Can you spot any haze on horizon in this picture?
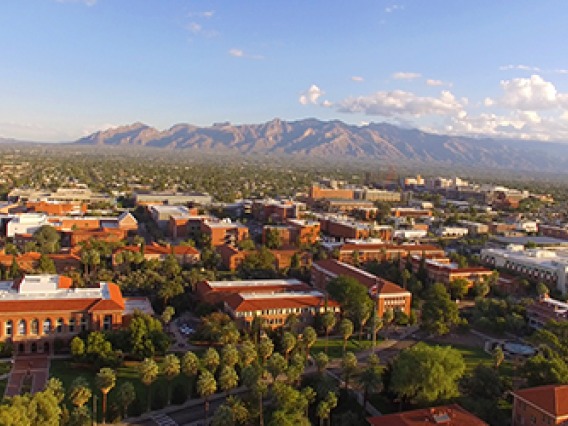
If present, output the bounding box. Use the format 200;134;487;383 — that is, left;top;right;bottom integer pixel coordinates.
1;0;568;143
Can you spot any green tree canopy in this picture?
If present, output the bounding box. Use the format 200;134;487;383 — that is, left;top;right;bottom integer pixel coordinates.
421;283;461;336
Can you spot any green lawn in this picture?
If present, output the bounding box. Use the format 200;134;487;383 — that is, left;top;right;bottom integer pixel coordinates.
311;337;375;359
50;358;195;422
0;361;12;376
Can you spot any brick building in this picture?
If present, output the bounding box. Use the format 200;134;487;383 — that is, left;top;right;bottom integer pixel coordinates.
217;244;312;271
195;278;339;329
26;201;87;216
0;275;126;354
112;242;200;266
367;404;487;425
511;385;568;425
0;252;82;275
200;220;249;246
539;224;568;241
406;255;494;288
311;259;411;317
334;242;444;264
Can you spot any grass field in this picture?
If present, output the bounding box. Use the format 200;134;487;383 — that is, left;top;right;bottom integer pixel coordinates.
310;337;375;358
50;358;196;422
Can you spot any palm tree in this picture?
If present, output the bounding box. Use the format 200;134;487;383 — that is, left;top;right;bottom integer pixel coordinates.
202;347;220;373
358;363;382;413
242;365;267;426
218;365;239;396
281;332;296;363
181;351;200;395
95;367;116;424
258;336;274;365
197;370;217;420
116;381;136;419
221;344;239;368
341;352;358;389
339;318;354;355
239;340;258;367
162;354;181;404
68;376;92;408
315;352;329;375
303;326;317;361
138;358;159;412
267;353;287;385
321;312;336;354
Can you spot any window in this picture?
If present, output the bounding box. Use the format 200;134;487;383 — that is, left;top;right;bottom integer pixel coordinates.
18;320;26;336
56;318;64;333
43;319;52;334
80;316;88;332
31;319;39;335
68;318;76;333
103;315;112;331
5;320;12;337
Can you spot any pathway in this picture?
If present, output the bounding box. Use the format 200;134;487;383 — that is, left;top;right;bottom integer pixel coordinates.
4;354;50;398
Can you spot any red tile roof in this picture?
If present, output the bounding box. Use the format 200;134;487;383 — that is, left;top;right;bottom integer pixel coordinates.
117;243;199;256
513;385;568;418
314;259;409;295
224;293;339;313
367;404;487;426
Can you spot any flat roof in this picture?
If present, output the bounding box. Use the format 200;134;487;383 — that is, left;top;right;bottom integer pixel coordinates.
205;279;304;288
492;236;568;246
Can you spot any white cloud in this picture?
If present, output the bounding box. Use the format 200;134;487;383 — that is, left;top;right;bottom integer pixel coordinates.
500;64;568;75
321;100;334;108
188;10;215;19
337;89;464;117
497;74;568;111
385;4;404;13
351;76;364;83
299;85;325;105
228;48;264;60
187;22;202;34
426;79;453;87
393;72;421;80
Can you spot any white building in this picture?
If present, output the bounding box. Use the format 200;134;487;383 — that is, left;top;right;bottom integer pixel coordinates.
438;227;469;237
6;213;49;238
481;246;568;294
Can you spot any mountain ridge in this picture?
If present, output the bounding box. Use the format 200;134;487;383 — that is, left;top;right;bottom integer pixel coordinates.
69;118;568;171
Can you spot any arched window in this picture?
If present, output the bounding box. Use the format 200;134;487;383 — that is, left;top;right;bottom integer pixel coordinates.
43;319;52;334
68;318;76;333
18;320;26;336
31;319;39;335
56;318;64;333
5;320;12;337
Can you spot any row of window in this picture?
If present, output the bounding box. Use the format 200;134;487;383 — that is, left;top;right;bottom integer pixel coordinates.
235;306;338;318
2;315;113;337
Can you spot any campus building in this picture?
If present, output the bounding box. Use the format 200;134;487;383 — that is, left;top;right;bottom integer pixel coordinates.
195;279;339;329
511;385;568;426
0;275;127;354
367;404;487;425
332;242;444;264
311;259;412;317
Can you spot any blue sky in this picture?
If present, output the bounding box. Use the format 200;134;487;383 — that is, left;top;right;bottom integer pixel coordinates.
2;0;568;142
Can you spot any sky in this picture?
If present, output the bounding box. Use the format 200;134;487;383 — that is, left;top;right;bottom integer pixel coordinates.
2;0;568;142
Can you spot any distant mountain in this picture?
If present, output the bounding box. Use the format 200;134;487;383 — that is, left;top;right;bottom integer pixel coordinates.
75;118;568;171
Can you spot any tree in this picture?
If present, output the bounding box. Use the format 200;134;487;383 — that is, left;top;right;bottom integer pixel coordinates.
68;377;92;408
218;365;239;396
95;367;116;424
33;225;60;254
303;326;317;360
212;396;249;426
341;352;358;389
473;280;490;298
181;351;200;395
265;228;282;249
70;336;85;360
421;284;461;336
462;364;508;401
197;370;217;420
221;344;240;368
267;353;288;384
202;347;220;373
239;340;258;367
242;364;267;426
37;254;56;274
316;392;337;426
401;269;412;290
359;358;382;412
258;336;274;365
138;358;159;412
162;354;181;405
161;306;175;325
449;278;469;300
390;343;465;407
69;406;91;426
536;282;549;297
521;350;568;387
116;382;136;419
493;346;505;369
339;318;354;355
281;332;296;362
315;352;329;375
320;312;336;354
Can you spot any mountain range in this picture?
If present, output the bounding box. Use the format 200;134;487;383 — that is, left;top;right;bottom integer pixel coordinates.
70;118;568;171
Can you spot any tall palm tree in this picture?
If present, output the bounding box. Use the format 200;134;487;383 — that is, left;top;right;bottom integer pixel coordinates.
339;318;354;355
162;354;181;405
302;326;317;361
321;312;336;354
116;381;136;419
281;332;296;363
358;363;382;414
68;376;92;409
218;365;239;396
197;370;217;420
95;367;116;424
138;358;159;412
181;351;200;396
